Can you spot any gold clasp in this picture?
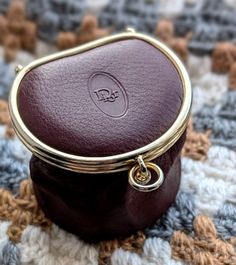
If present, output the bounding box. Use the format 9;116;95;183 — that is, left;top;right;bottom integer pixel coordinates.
128;156;164;192
136;155;151;183
15;65;23;74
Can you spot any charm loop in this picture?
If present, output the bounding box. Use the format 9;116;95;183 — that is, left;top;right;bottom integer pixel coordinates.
128;161;164;192
137;155;150;179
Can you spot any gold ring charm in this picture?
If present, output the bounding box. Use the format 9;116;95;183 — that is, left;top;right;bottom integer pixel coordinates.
128;160;164;192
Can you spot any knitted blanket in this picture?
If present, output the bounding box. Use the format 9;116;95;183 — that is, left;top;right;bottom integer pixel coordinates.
0;0;236;264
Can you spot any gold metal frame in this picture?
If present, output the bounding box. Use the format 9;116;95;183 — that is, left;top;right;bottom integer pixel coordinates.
9;29;192;174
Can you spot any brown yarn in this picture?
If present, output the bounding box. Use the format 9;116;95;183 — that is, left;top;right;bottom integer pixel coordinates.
3;34;21;63
171;215;236;265
155;19;189;62
229;62;236;90
212;42;236;74
0;100;9;124
21;21;37;53
0;189;18;219
5;121;15;138
0;180;52;243
77;14;111;45
57;32;77;50
0;15;8;44
182;120;211;161
155;19;174;43
169;37;189;62
0;100;15;138
7;0;26;35
0;0;38;57
98;231;145;265
229;237;236;246
7;0;25;21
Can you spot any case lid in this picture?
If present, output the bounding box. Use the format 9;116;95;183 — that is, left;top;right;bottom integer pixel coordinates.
9;31;191;173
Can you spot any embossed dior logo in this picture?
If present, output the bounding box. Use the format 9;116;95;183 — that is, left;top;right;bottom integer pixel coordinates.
88;72;128;118
94;88;119;102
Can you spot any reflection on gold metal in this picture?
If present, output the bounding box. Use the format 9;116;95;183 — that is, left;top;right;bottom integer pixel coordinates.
9;30;192;174
126;27;136;33
137;155;150;180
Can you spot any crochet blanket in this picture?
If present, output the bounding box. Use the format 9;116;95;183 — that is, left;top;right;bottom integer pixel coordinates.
0;0;236;264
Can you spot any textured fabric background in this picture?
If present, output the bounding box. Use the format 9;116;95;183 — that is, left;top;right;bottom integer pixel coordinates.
0;0;236;264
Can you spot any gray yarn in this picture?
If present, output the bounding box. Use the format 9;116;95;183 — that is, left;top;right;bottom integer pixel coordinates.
26;0;86;42
174;0;236;55
37;10;60;42
193;91;236;150
0;242;21;265
0;60;15;100
174;9;200;37
213;203;236;240
99;0;159;33
219;91;236;116
26;0;50;21
0;0;10;14
202;0;227;10
188;24;219;55
145;192;196;240
194;108;236;138
0;139;29;193
58;0;85;32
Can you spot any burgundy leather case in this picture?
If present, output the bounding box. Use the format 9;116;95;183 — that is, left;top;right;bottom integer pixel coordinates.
17;39;185;241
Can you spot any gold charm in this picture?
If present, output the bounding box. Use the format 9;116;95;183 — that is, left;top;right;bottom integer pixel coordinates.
128;156;164;192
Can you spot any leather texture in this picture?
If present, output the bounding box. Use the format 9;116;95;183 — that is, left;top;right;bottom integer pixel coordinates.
31;132;185;242
18;39;183;156
18;38;186;241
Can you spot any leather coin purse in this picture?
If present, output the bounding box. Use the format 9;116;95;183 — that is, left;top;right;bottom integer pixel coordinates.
9;29;192;242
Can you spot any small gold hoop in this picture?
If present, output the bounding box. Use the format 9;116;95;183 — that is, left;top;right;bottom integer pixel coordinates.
128;162;164;192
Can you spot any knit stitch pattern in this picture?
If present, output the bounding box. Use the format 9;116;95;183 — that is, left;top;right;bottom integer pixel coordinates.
0;0;235;264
